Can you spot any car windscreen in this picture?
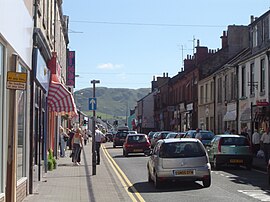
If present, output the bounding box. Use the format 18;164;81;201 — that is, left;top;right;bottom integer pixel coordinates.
166;133;177;138
220;137;249;146
127;135;147;143
159;142;206;158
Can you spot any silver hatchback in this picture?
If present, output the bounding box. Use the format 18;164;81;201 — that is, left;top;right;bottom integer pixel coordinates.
147;138;211;188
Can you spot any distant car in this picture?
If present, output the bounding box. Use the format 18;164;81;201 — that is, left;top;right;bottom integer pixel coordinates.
147;138;211;189
113;131;129;148
184;130;215;147
151;131;173;148
206;134;253;170
147;131;156;142
166;132;186;139
128;130;137;134
123;134;151;157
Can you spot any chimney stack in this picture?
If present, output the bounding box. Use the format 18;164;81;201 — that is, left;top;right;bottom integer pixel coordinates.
250;15;254;23
220;30;228;49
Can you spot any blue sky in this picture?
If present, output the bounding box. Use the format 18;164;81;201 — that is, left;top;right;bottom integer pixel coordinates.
63;1;270;91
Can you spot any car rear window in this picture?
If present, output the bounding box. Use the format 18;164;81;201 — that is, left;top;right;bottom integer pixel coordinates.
159;142;206;158
198;132;214;140
220;137;249;146
116;132;128;138
127;135;147;143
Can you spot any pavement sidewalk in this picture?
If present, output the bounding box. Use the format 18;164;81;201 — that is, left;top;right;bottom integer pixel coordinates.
23;141;131;202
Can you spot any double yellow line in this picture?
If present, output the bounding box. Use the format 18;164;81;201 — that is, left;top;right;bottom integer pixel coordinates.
102;145;145;202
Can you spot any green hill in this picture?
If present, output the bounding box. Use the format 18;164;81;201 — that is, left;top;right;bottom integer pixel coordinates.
74;87;151;121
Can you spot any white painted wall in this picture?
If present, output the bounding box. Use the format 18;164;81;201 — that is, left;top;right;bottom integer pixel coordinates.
0;0;33;67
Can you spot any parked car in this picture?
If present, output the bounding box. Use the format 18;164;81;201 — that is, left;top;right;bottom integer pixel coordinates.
151;131;173;148
147;138;211;189
206;134;253;170
123;134;151;157
113;131;129;148
184;130;215;147
105;133;113;142
166;132;186;139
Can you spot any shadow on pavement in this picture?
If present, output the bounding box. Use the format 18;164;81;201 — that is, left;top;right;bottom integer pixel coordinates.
129;181;204;193
213;165;270;192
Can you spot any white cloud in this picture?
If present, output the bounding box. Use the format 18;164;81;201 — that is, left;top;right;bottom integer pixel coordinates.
97;63;123;70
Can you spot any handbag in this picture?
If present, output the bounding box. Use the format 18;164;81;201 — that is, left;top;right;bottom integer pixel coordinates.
64;136;69;142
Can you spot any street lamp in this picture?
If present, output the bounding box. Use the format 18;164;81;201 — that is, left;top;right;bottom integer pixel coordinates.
91;79;100;175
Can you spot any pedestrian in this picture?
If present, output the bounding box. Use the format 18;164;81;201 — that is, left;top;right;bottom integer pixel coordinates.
95;126;105;165
260;128;270;164
252;129;261;156
83;129;88;145
72;128;83;166
67;128;75;150
59;127;69;157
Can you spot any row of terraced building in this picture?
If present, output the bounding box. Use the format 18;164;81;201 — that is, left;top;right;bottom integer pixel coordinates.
137;10;270;137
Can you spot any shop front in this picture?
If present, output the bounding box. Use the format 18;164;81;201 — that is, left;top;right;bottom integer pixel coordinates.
223;103;237;132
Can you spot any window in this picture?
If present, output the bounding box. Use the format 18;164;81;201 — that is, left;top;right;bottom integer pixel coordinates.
260;58;265;93
252;25;258;47
200;85;204;104
217;78;222;103
241;66;246;97
224;75;228;101
230;72;236;100
205;83;208;103
250;63;255;95
17;64;28;180
210;81;214;101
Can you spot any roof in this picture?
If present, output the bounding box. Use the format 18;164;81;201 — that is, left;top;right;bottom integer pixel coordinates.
161;138;199;144
215;134;244;138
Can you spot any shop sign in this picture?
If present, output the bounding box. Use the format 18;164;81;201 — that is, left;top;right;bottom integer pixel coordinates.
7;71;27;90
67;51;75;87
179;103;186;112
256;99;269;106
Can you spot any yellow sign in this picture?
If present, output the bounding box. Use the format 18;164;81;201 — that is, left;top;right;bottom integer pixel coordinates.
7;71;27;83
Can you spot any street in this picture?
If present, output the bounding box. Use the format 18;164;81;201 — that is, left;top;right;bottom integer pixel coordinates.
103;142;270;202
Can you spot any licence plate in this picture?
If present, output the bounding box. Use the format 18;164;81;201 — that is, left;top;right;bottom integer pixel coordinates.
230;159;243;163
133;149;143;152
174;170;194;175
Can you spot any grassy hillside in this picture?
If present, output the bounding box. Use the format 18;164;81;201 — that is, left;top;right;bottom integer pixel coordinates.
74;87;151;121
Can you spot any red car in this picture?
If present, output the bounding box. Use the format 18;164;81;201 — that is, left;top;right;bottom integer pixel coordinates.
123;134;151;157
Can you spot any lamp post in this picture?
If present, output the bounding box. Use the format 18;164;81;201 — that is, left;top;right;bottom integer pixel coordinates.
91;79;100;175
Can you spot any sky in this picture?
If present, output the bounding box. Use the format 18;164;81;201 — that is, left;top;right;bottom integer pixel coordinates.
63;1;270;91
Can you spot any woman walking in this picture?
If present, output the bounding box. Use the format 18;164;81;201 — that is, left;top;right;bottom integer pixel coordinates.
72;128;83;166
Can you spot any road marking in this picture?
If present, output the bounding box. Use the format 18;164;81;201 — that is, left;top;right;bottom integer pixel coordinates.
102;145;145;202
238;190;270;201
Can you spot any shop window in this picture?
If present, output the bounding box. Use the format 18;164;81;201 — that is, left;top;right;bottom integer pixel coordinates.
17;64;28;180
0;42;4;191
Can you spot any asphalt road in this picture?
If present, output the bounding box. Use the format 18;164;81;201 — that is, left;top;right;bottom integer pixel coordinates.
104;142;270;202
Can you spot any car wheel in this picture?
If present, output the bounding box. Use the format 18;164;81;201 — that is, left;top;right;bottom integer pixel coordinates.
154;173;162;189
202;176;211;188
213;157;220;170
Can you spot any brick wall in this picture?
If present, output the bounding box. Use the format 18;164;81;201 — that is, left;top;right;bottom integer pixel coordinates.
16;178;27;202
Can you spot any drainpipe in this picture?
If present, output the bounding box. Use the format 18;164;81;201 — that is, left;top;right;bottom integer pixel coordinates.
29;0;39;194
236;65;239;133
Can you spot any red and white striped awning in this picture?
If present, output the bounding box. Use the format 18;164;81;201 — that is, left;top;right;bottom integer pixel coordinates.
48;74;77;117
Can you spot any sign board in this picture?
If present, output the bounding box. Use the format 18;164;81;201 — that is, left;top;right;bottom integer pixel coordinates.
88;98;97;110
7;71;27;90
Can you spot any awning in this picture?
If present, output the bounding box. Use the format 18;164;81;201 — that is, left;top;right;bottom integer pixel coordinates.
223;110;236;122
48;74;77;117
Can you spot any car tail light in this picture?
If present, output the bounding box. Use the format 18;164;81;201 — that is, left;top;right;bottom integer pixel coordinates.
125;143;133;148
218;140;221;153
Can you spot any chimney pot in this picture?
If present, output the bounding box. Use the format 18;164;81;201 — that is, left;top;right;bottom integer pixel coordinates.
197;39;200;47
250;15;254;23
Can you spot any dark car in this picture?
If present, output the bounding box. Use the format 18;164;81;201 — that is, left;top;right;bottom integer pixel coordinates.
184;130;215;147
123;134;151;157
113;131;129;148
